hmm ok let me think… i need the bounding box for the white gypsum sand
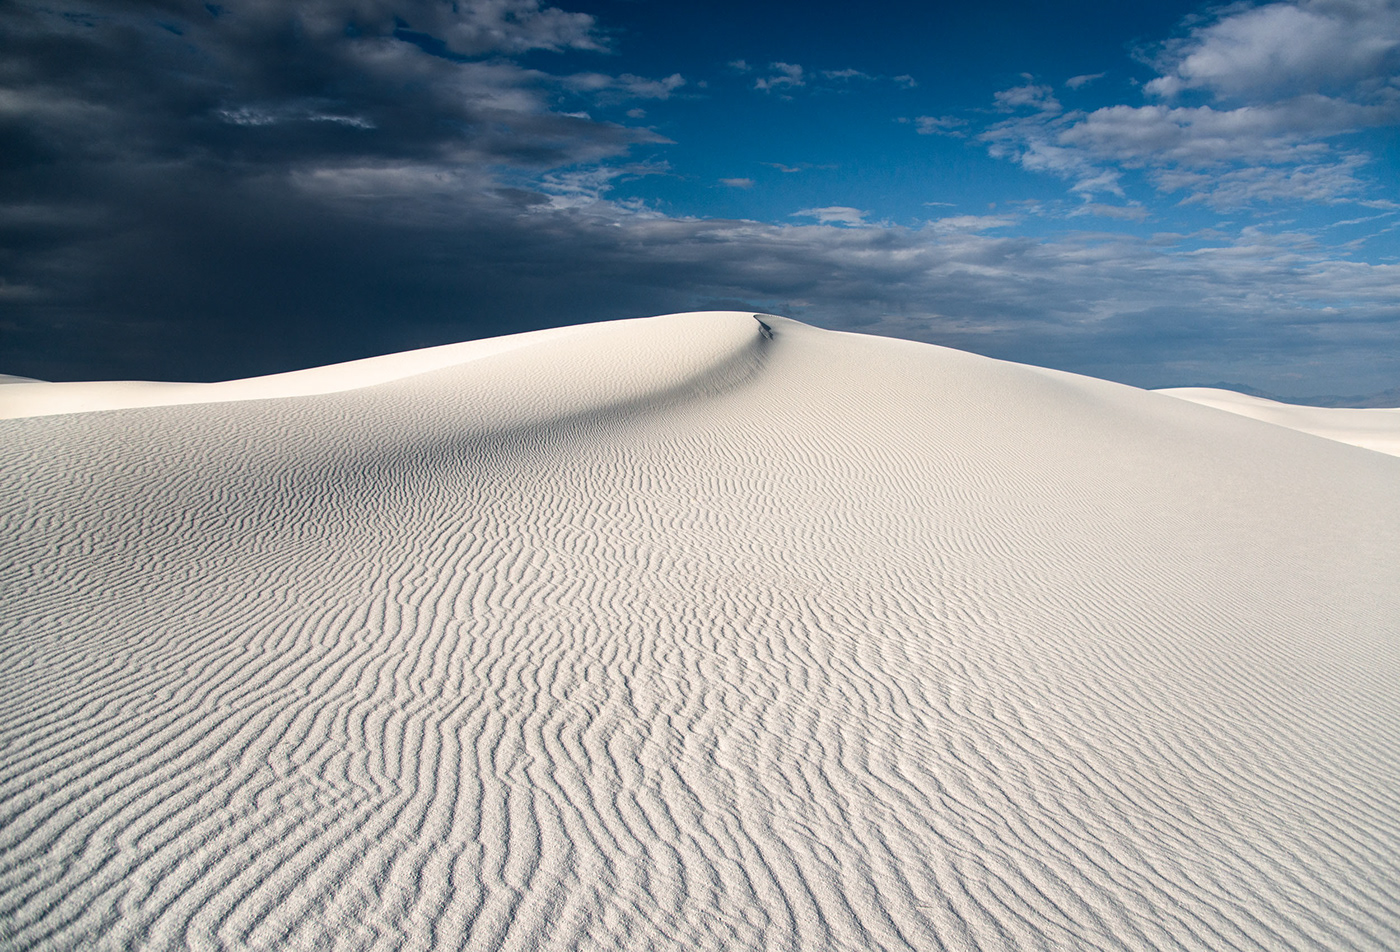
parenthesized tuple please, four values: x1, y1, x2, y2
(2, 312, 1398, 951)
(1157, 387, 1400, 458)
(0, 324, 592, 420)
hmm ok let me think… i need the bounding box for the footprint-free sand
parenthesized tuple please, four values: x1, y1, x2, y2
(3, 312, 1398, 950)
(1157, 387, 1400, 458)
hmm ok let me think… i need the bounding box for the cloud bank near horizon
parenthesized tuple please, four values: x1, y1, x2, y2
(1, 0, 1397, 393)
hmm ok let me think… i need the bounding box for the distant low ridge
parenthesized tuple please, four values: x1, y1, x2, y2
(1175, 381, 1400, 409)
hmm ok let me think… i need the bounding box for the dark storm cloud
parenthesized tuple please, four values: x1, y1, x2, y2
(1, 0, 632, 166)
(0, 0, 668, 378)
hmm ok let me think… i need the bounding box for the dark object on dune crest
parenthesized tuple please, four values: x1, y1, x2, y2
(753, 315, 775, 340)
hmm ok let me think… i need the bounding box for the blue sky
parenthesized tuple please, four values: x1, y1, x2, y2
(542, 0, 1212, 221)
(1, 0, 1397, 393)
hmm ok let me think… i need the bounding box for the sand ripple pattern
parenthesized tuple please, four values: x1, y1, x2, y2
(3, 312, 1399, 951)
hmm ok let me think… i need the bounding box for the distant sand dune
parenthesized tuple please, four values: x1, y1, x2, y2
(1158, 387, 1400, 457)
(3, 313, 1398, 950)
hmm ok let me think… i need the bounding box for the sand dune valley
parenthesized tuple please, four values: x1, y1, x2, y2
(3, 311, 1400, 951)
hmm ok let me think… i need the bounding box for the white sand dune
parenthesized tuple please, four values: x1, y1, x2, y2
(0, 325, 591, 420)
(2, 312, 1398, 951)
(1157, 387, 1400, 457)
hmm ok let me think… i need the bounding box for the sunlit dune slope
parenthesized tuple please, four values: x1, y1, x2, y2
(1158, 386, 1400, 457)
(3, 312, 1398, 951)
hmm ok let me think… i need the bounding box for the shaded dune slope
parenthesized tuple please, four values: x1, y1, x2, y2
(2, 312, 1399, 951)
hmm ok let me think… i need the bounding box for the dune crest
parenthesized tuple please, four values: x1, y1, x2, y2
(3, 313, 1398, 951)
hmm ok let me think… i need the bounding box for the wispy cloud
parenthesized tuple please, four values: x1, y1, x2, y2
(927, 215, 1017, 233)
(1065, 72, 1106, 90)
(913, 115, 968, 137)
(565, 72, 686, 102)
(1155, 157, 1373, 209)
(1067, 203, 1150, 221)
(215, 102, 376, 129)
(793, 206, 867, 225)
(993, 78, 1061, 113)
(753, 64, 913, 93)
(720, 177, 755, 189)
(389, 0, 608, 56)
(755, 62, 806, 92)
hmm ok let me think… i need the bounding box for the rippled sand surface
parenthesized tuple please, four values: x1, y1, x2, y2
(3, 312, 1398, 951)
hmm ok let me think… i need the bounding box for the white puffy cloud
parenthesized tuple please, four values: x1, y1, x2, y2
(1145, 0, 1400, 102)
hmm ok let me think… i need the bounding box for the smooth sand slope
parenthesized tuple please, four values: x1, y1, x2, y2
(3, 312, 1399, 952)
(1157, 387, 1400, 458)
(0, 327, 575, 420)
